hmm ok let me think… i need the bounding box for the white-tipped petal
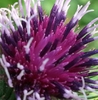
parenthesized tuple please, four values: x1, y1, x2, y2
(23, 90, 33, 100)
(35, 92, 45, 100)
(26, 15, 36, 35)
(2, 54, 10, 67)
(17, 70, 25, 80)
(58, 0, 65, 13)
(74, 5, 83, 18)
(87, 24, 98, 33)
(11, 5, 22, 27)
(23, 90, 28, 100)
(86, 86, 98, 95)
(55, 0, 59, 6)
(17, 96, 21, 100)
(37, 0, 41, 6)
(0, 56, 13, 87)
(17, 63, 24, 70)
(33, 2, 38, 15)
(87, 18, 98, 27)
(62, 0, 71, 15)
(39, 58, 49, 71)
(24, 37, 33, 54)
(0, 23, 10, 36)
(24, 0, 31, 18)
(79, 77, 87, 100)
(0, 10, 15, 31)
(93, 36, 98, 40)
(64, 89, 81, 100)
(73, 1, 93, 24)
(19, 0, 24, 17)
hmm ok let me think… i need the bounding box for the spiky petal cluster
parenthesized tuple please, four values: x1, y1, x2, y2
(0, 0, 98, 100)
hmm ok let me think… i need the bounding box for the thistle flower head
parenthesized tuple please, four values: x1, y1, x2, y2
(0, 0, 98, 100)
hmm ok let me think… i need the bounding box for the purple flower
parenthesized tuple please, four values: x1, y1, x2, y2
(0, 0, 98, 99)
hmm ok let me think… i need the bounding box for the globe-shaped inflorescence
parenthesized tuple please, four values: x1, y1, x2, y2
(0, 0, 98, 100)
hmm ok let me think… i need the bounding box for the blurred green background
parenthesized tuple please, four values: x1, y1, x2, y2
(0, 0, 97, 25)
(0, 0, 98, 100)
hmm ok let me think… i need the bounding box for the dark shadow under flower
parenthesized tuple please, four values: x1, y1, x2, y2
(0, 0, 98, 100)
